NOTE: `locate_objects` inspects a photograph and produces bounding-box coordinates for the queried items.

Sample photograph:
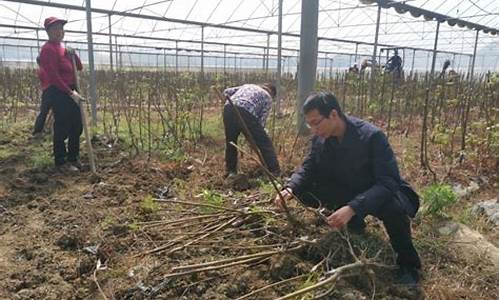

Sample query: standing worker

[222,83,281,178]
[39,17,84,172]
[274,92,421,285]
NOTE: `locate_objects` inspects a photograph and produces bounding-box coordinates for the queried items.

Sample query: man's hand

[274,187,294,211]
[327,205,355,229]
[65,47,76,56]
[70,90,84,103]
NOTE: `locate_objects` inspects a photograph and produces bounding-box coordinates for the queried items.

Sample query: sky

[0,0,498,70]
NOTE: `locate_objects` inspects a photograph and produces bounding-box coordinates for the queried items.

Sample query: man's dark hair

[303,92,344,118]
[261,83,276,98]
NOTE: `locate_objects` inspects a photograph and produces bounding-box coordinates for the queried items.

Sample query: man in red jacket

[39,17,84,172]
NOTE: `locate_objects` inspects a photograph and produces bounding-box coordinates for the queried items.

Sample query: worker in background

[222,83,281,178]
[39,16,84,172]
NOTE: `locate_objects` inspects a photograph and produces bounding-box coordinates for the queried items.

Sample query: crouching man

[274,92,421,285]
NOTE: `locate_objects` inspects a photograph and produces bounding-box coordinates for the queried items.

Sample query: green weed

[140,195,160,214]
[421,183,457,217]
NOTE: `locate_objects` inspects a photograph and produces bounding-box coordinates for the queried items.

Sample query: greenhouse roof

[0,0,498,58]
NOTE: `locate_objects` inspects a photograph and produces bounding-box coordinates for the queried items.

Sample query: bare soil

[0,122,497,300]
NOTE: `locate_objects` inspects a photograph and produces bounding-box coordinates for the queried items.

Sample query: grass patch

[140,195,160,214]
[200,189,224,213]
[0,146,17,160]
[30,150,53,169]
[201,112,224,140]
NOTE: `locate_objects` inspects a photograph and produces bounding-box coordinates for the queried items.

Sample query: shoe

[225,172,237,179]
[57,163,79,173]
[396,266,420,285]
[68,160,83,170]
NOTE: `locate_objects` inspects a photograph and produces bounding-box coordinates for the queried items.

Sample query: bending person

[222,83,281,177]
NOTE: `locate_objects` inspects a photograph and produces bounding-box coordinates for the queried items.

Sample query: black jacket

[287,116,418,218]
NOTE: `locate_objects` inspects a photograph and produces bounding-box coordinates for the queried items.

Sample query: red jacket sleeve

[40,46,72,95]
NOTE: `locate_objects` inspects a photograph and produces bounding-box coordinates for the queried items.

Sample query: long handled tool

[213,87,329,224]
[71,55,97,174]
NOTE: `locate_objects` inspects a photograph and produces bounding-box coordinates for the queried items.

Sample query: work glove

[70,90,85,103]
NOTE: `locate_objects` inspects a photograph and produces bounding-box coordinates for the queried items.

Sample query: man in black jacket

[274,92,421,285]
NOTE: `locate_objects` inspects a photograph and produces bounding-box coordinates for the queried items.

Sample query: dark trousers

[33,89,54,134]
[45,86,83,166]
[223,104,280,175]
[299,185,421,269]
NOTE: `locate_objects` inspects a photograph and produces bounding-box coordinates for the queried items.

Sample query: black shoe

[57,163,79,173]
[396,266,420,285]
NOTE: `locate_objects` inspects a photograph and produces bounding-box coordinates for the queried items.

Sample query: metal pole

[108,14,113,71]
[223,44,226,73]
[297,0,319,134]
[163,48,166,72]
[354,42,358,65]
[262,49,266,70]
[430,21,440,79]
[266,33,270,72]
[175,41,178,73]
[114,36,118,69]
[411,49,416,73]
[85,0,97,126]
[119,45,122,68]
[425,51,430,71]
[369,4,382,100]
[329,58,333,79]
[469,30,479,80]
[201,25,204,78]
[35,29,40,52]
[276,0,283,113]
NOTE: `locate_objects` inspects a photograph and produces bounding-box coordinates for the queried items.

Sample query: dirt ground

[0,120,498,300]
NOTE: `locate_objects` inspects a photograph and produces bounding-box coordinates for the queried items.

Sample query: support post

[297,0,319,134]
[354,42,358,64]
[276,0,283,113]
[266,33,270,72]
[85,0,97,126]
[369,4,382,101]
[430,21,440,79]
[175,41,179,74]
[163,48,166,72]
[36,29,40,52]
[411,48,416,73]
[200,25,204,79]
[223,44,227,73]
[469,30,479,81]
[108,14,113,71]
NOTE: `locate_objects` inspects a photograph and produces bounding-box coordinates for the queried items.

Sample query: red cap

[44,17,67,30]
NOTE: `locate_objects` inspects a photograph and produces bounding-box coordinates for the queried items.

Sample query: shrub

[421,183,457,217]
